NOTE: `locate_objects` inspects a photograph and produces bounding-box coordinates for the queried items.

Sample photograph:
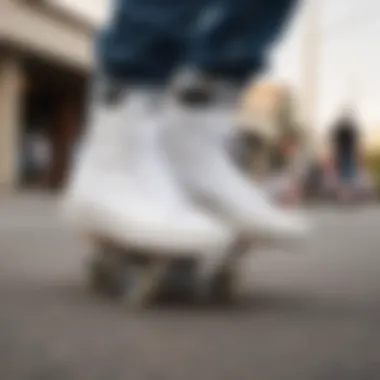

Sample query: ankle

[91,77,164,110]
[170,69,242,108]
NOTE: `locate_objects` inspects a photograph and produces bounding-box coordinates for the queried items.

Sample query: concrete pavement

[0,193,380,380]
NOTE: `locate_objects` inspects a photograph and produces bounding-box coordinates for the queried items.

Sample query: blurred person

[331,112,360,202]
[23,129,51,188]
[32,130,51,186]
[355,167,375,200]
[63,0,309,259]
[304,157,324,200]
[321,155,339,200]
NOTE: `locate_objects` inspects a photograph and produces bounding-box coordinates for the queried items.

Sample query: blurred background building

[1,0,380,194]
[272,0,380,153]
[0,0,97,191]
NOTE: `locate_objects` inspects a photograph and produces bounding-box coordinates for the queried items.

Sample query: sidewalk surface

[1,193,380,380]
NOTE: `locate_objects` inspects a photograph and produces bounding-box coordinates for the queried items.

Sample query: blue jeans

[97,0,297,84]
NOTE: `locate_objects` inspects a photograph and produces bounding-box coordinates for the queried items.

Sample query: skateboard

[87,238,249,308]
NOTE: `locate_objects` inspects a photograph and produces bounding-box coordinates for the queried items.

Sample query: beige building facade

[0,0,94,190]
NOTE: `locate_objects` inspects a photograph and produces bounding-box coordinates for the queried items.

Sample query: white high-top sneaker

[62,81,232,256]
[162,74,310,245]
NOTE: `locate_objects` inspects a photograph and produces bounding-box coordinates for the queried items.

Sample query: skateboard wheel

[159,259,198,299]
[119,263,162,308]
[88,249,125,298]
[88,244,169,308]
[209,267,240,304]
